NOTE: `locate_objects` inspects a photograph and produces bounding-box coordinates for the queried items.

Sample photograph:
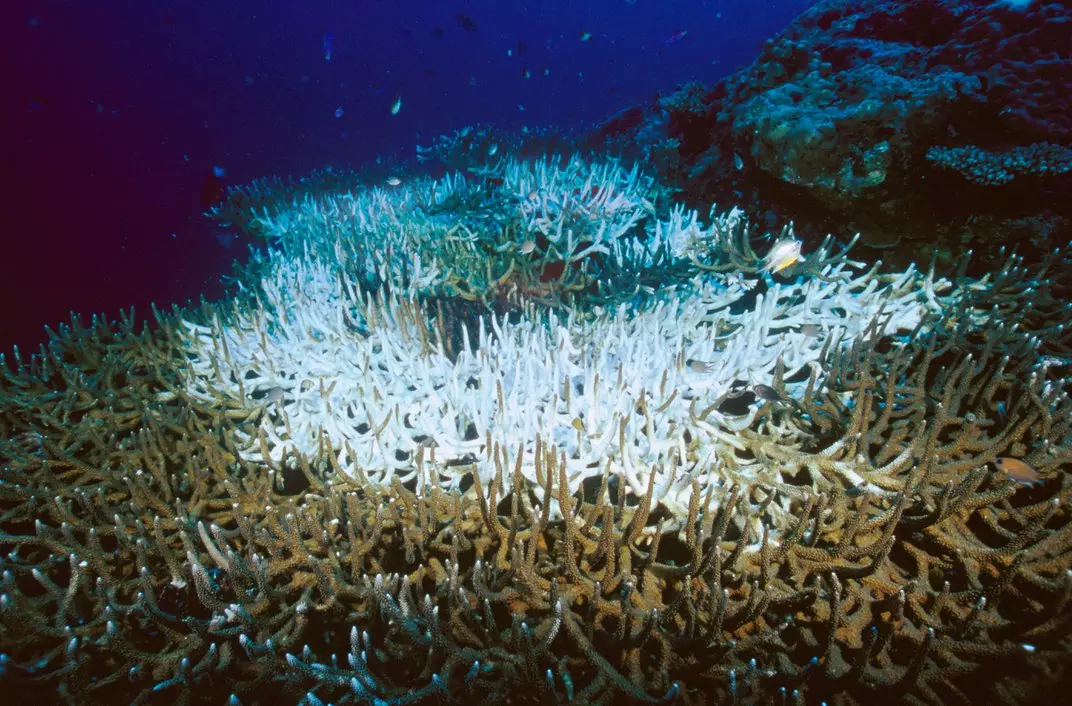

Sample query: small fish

[994,457,1043,486]
[799,323,823,338]
[686,358,714,373]
[522,67,531,79]
[527,190,539,201]
[264,386,285,406]
[213,164,227,178]
[753,384,784,402]
[391,96,402,115]
[488,144,499,157]
[386,176,401,186]
[518,240,536,255]
[323,30,333,61]
[579,31,592,41]
[455,13,479,33]
[664,30,688,45]
[733,153,744,170]
[762,239,804,274]
[571,417,585,432]
[334,107,344,118]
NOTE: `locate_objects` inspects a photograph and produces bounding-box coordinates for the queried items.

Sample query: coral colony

[2,147,1070,705]
[3,0,1072,700]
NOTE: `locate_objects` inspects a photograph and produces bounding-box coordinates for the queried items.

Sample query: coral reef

[2,157,1072,706]
[587,0,1072,270]
[926,142,1072,186]
[183,157,945,522]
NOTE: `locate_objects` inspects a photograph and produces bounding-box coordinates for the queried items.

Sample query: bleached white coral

[180,156,954,541]
[992,0,1035,10]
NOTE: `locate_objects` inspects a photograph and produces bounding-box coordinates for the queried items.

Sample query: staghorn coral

[416,124,573,175]
[180,157,948,523]
[2,157,1072,705]
[208,167,380,240]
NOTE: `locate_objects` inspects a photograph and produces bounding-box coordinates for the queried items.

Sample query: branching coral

[180,158,957,526]
[2,156,1071,705]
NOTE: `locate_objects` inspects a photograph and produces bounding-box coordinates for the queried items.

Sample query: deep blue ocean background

[3,0,808,355]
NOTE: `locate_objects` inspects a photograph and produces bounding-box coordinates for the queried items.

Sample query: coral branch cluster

[2,156,1071,704]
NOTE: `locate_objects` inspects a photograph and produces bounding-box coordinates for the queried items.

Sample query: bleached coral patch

[180,156,953,539]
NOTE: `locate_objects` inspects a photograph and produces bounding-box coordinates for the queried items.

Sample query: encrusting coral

[1,154,1071,705]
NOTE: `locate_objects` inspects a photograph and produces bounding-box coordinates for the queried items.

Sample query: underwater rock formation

[589,0,1072,270]
[2,157,1071,704]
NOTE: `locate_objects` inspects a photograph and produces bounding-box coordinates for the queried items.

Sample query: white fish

[391,96,402,115]
[386,176,401,186]
[762,239,803,274]
[685,358,715,373]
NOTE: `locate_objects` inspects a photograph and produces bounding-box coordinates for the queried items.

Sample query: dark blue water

[4,0,805,353]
